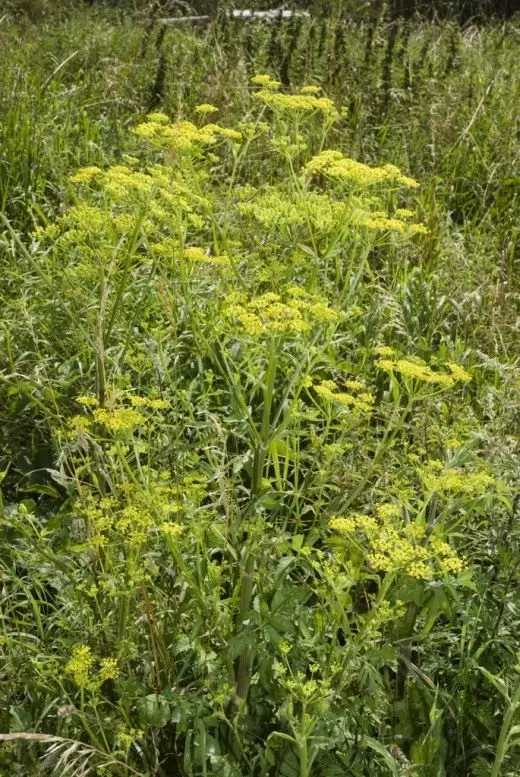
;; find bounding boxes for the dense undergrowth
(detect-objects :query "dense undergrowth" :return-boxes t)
[1,6,520,777]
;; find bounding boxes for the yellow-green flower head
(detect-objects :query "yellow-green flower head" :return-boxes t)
[67,415,92,435]
[331,508,466,580]
[376,357,456,386]
[250,73,281,89]
[238,187,348,232]
[98,657,119,682]
[330,514,378,536]
[405,522,427,540]
[202,123,243,141]
[223,288,339,338]
[195,103,219,114]
[446,362,472,383]
[305,149,419,188]
[374,345,395,357]
[32,222,61,242]
[99,166,156,200]
[69,166,103,184]
[62,204,110,232]
[134,119,218,152]
[161,522,184,538]
[146,112,170,124]
[300,85,321,95]
[66,645,94,688]
[344,379,365,392]
[93,407,147,432]
[76,395,99,407]
[128,395,169,410]
[353,213,407,232]
[376,503,401,521]
[314,379,374,412]
[445,438,462,449]
[420,462,494,495]
[253,89,339,119]
[183,246,231,266]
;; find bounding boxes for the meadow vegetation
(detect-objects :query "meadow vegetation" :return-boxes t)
[1,5,520,776]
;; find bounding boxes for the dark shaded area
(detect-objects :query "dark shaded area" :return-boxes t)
[386,0,518,20]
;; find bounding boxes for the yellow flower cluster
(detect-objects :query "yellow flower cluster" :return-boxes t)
[304,149,419,188]
[152,238,232,265]
[203,123,242,141]
[445,438,462,449]
[69,166,103,184]
[314,379,375,412]
[330,508,466,580]
[368,527,434,579]
[74,474,193,552]
[238,188,303,227]
[76,395,167,412]
[161,522,184,538]
[62,204,110,232]
[419,460,494,495]
[68,164,210,233]
[183,246,231,266]
[98,657,119,682]
[116,504,156,546]
[223,288,339,337]
[117,727,144,753]
[103,165,156,198]
[362,598,406,639]
[65,645,119,690]
[376,356,472,387]
[351,210,429,235]
[128,396,169,410]
[376,503,401,521]
[69,394,171,439]
[250,73,281,89]
[239,187,351,232]
[374,345,395,357]
[134,116,241,152]
[253,89,339,119]
[32,222,61,241]
[146,112,169,124]
[76,394,99,407]
[330,514,378,534]
[283,672,331,703]
[134,118,217,151]
[65,645,94,688]
[446,362,472,383]
[92,407,147,432]
[195,103,218,114]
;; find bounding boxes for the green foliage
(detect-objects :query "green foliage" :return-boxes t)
[1,8,520,777]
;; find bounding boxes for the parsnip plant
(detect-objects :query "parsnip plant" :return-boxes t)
[1,73,517,777]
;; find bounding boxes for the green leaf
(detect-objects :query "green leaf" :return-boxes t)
[136,694,171,727]
[361,736,400,775]
[477,667,510,701]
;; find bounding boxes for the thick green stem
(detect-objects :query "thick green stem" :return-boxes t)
[234,341,278,704]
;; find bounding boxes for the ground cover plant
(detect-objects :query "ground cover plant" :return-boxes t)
[1,4,520,777]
